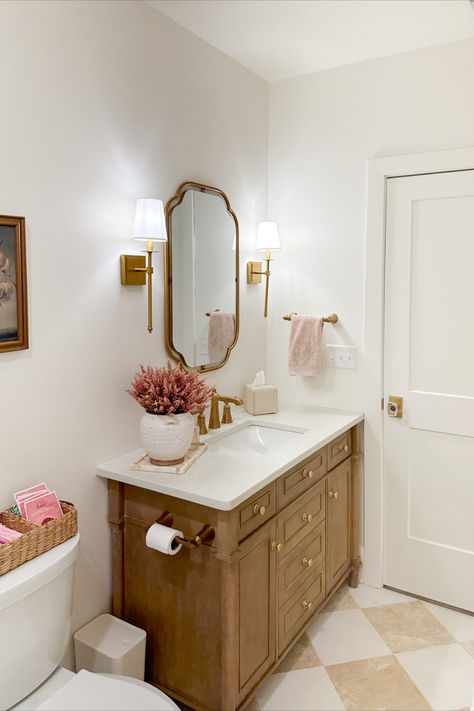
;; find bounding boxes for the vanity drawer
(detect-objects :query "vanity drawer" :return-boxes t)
[277,448,327,510]
[238,485,277,541]
[276,480,325,558]
[278,520,325,607]
[278,563,325,655]
[327,430,352,471]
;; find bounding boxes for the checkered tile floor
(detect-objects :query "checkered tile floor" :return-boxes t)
[249,583,474,711]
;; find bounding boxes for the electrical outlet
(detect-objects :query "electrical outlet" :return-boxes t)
[326,344,357,370]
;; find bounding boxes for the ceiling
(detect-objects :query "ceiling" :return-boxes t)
[149,0,474,82]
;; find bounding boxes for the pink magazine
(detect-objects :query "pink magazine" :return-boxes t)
[23,491,63,525]
[18,491,51,517]
[14,483,48,506]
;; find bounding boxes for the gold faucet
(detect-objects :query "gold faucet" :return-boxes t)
[208,392,244,429]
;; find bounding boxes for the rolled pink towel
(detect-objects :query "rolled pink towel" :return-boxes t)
[0,523,23,543]
[288,314,324,377]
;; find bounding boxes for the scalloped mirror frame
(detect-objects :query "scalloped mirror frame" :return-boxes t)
[163,181,240,372]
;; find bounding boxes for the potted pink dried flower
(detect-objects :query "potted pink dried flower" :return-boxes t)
[128,362,212,465]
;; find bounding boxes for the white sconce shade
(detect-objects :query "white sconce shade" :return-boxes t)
[132,199,167,242]
[256,220,280,252]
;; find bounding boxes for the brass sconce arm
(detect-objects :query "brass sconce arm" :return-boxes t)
[247,250,272,318]
[120,240,155,333]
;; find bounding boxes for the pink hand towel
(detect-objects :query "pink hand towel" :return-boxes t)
[288,315,324,377]
[208,311,236,363]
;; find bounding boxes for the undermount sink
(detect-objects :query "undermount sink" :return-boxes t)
[211,424,306,455]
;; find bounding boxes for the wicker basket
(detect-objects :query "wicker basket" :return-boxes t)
[0,501,78,576]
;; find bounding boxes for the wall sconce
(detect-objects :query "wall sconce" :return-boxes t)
[120,198,167,333]
[247,220,281,318]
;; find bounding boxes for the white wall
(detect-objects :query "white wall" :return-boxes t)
[0,0,267,658]
[267,38,474,411]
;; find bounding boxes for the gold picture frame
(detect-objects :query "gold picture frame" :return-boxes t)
[0,215,28,353]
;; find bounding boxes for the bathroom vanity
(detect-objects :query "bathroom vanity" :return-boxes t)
[99,408,363,711]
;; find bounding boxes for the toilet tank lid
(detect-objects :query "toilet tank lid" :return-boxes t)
[36,670,179,710]
[0,533,80,611]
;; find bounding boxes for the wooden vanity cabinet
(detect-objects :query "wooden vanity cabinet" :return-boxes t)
[107,423,362,711]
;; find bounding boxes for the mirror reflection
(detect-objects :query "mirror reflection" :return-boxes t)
[165,182,239,371]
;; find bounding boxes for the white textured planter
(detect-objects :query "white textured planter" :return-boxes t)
[140,412,194,465]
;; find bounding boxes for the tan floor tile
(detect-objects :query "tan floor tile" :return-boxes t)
[274,632,322,673]
[326,654,430,710]
[363,601,454,653]
[245,697,260,711]
[322,582,359,613]
[461,640,474,657]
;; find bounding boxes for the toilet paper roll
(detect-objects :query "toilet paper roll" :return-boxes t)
[146,523,183,555]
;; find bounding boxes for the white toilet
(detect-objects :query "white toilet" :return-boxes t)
[1,534,179,710]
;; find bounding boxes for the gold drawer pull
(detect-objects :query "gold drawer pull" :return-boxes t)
[302,600,313,610]
[302,468,314,479]
[271,541,282,552]
[328,490,339,500]
[344,443,349,452]
[253,504,266,516]
[302,557,313,568]
[302,512,313,523]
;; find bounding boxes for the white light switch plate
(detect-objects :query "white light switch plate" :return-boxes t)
[326,344,357,369]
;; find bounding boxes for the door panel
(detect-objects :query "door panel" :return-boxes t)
[327,460,351,590]
[237,519,276,703]
[384,170,474,611]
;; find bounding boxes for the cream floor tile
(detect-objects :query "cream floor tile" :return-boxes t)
[462,640,474,658]
[322,583,359,613]
[307,609,390,666]
[326,654,430,711]
[349,584,413,608]
[276,633,322,673]
[256,667,344,711]
[423,602,474,642]
[397,643,474,711]
[364,601,454,653]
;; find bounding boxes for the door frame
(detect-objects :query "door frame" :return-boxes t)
[364,145,474,588]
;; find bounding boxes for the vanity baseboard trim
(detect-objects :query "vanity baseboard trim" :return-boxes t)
[107,421,363,711]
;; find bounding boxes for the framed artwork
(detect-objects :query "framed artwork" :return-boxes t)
[0,215,28,353]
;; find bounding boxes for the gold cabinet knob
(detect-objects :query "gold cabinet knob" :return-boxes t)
[302,512,313,523]
[271,541,282,552]
[344,443,349,452]
[328,490,339,500]
[302,468,313,479]
[302,600,313,610]
[302,557,313,568]
[254,504,266,516]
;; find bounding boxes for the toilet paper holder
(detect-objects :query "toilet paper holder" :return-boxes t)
[156,511,215,549]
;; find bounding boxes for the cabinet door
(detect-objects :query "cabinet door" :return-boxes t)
[237,519,276,705]
[327,459,351,590]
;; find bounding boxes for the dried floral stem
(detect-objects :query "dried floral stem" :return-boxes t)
[127,362,212,416]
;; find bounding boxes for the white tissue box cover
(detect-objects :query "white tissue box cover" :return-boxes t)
[244,384,278,415]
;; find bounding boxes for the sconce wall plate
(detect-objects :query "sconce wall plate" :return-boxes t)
[121,254,146,285]
[247,261,263,285]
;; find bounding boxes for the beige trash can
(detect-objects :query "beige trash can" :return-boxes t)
[74,613,146,680]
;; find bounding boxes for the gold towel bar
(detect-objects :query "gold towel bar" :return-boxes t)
[205,309,221,317]
[283,312,339,324]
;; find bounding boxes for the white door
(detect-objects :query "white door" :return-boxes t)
[384,169,474,611]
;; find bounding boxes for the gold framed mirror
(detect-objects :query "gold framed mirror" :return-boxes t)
[164,182,239,372]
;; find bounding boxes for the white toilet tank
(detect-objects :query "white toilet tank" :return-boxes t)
[0,533,80,710]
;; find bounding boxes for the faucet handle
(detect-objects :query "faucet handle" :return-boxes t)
[222,402,233,424]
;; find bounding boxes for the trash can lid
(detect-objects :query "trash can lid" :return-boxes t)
[74,613,146,658]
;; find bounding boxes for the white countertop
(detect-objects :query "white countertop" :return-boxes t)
[97,406,364,511]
